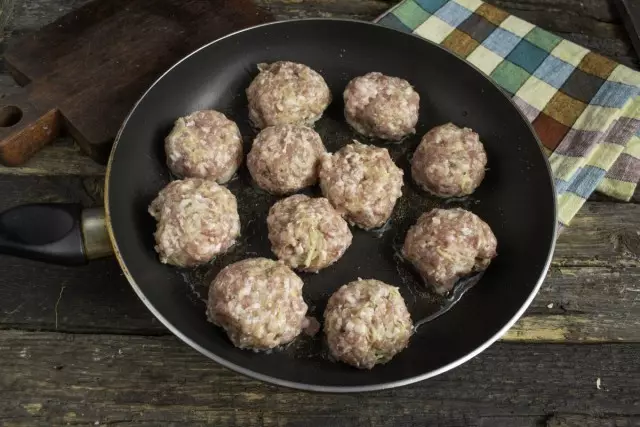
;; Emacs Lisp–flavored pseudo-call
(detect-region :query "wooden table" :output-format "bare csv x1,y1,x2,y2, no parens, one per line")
1,0,639,425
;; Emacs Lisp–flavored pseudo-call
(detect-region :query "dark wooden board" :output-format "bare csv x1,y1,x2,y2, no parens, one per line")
0,330,638,426
0,0,270,166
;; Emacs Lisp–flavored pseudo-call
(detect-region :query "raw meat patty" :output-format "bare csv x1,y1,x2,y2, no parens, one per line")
165,110,243,183
411,123,487,197
246,61,331,129
247,124,327,194
324,279,413,369
207,258,308,350
148,178,240,267
402,208,497,294
344,72,419,140
319,141,404,229
267,194,352,272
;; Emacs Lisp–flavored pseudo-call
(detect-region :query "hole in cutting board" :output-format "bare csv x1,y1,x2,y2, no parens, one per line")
0,106,23,127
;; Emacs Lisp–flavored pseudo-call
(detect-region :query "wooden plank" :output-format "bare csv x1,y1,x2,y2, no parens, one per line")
0,1,637,425
2,260,637,341
0,330,638,426
0,175,164,335
488,0,621,36
509,264,640,342
4,0,636,64
547,414,640,427
553,202,640,267
0,137,105,176
1,260,637,341
0,175,103,208
4,0,636,60
490,0,614,20
505,313,640,342
2,0,626,35
8,0,91,31
2,0,271,165
266,0,640,67
0,1,19,35
0,2,638,342
0,175,638,342
1,0,638,175
0,255,164,335
5,0,389,31
257,0,391,21
533,265,640,313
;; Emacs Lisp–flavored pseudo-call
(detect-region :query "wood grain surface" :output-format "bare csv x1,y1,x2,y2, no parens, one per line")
1,0,270,165
0,0,639,425
0,330,639,426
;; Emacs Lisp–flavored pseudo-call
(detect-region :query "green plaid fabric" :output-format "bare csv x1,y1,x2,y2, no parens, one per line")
377,0,640,225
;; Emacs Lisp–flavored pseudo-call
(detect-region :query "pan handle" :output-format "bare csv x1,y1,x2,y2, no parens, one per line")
0,203,112,265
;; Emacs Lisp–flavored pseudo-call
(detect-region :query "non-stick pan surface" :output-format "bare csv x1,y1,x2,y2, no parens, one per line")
106,19,557,392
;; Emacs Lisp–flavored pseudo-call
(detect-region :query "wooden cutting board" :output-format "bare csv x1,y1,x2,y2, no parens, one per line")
0,0,271,166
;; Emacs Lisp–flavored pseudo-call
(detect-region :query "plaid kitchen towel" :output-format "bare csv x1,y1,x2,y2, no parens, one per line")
376,0,640,226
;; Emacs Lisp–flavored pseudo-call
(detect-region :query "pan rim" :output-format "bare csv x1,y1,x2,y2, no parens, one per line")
104,17,558,393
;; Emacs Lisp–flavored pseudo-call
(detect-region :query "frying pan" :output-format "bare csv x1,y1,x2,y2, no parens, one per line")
0,19,557,392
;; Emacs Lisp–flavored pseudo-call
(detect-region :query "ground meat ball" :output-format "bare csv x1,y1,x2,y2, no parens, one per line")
324,279,413,369
411,123,487,197
165,110,243,183
148,178,240,267
402,208,497,294
267,194,352,272
319,141,404,230
343,72,419,141
247,125,327,194
207,258,308,350
246,61,332,129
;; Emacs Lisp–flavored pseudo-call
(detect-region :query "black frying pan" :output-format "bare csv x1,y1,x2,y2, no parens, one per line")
0,19,557,392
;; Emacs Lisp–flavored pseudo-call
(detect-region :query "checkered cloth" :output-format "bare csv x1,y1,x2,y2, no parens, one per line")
376,0,640,226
